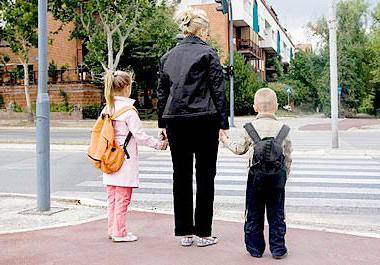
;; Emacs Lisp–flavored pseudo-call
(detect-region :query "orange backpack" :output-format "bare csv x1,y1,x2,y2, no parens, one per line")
88,106,137,174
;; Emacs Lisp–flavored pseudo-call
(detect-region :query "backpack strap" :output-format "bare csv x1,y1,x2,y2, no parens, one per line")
111,106,137,120
275,125,290,144
123,132,133,159
243,123,261,144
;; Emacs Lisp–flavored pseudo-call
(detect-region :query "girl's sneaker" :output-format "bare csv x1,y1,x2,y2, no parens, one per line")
197,236,218,247
112,232,138,242
180,236,194,247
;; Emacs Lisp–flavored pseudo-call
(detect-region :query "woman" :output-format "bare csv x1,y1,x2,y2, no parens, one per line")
157,7,229,247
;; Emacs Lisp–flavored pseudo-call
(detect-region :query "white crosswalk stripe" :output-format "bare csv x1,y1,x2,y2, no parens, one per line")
55,151,380,213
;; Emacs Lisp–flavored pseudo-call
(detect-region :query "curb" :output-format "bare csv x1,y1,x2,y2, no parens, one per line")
0,193,107,235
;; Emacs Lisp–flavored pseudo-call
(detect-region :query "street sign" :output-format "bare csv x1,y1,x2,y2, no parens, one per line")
338,84,342,93
285,86,292,94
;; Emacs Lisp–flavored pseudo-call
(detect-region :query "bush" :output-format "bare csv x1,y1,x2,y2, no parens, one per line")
50,102,74,112
267,82,288,108
82,104,103,119
0,94,4,109
225,52,262,115
358,93,375,114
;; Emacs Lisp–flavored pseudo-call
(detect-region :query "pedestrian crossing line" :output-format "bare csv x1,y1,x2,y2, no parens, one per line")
138,167,380,177
142,152,377,161
134,173,380,183
77,180,380,195
138,160,380,170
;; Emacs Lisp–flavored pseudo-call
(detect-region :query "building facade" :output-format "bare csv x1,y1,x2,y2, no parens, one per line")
0,14,102,111
178,0,295,81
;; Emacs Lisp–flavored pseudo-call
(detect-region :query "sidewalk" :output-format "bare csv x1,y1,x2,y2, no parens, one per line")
1,208,380,265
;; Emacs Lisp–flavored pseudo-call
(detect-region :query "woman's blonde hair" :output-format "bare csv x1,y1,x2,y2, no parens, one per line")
177,7,209,38
104,70,134,112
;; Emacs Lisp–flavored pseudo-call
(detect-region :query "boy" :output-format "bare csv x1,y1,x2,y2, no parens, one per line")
220,88,292,259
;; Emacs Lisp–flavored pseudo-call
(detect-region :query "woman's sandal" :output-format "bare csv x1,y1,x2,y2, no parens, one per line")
197,237,218,247
181,236,194,247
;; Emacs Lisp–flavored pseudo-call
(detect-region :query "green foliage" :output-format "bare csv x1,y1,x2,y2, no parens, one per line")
82,104,103,119
358,93,375,114
267,82,288,107
50,102,73,113
294,0,377,115
225,52,262,115
207,38,224,59
2,54,10,64
0,0,38,63
0,94,4,109
13,102,23,113
48,62,58,78
50,0,177,73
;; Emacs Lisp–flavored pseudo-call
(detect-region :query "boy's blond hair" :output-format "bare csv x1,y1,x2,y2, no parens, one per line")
254,88,278,113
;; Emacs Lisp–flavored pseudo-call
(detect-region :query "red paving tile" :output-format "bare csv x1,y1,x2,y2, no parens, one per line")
1,211,380,265
299,119,380,131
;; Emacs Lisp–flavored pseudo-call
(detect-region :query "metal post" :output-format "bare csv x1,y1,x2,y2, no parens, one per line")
228,0,235,127
36,0,50,211
328,0,339,148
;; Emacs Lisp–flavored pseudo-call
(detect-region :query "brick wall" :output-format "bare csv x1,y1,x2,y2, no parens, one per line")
191,4,229,63
0,84,103,109
0,13,81,71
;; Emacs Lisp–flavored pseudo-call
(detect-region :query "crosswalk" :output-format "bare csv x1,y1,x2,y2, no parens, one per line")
53,150,380,213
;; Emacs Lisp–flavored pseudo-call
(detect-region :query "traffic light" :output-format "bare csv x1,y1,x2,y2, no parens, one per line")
215,0,229,14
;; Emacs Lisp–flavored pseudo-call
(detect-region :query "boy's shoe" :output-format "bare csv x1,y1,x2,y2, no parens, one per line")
112,232,138,242
196,237,218,247
272,252,288,259
249,253,263,258
180,236,194,247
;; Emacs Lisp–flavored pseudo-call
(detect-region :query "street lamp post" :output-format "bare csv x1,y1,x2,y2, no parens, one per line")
328,0,339,148
228,0,234,127
215,0,234,127
36,0,51,211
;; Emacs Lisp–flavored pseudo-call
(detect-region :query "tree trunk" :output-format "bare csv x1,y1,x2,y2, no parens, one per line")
23,63,34,122
107,31,114,70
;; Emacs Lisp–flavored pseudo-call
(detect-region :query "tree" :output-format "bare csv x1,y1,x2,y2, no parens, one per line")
0,0,38,121
225,52,262,115
119,2,179,106
368,2,380,114
51,0,147,71
285,50,329,111
307,0,373,114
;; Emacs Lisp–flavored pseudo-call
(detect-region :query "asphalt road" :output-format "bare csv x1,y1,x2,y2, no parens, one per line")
1,127,380,150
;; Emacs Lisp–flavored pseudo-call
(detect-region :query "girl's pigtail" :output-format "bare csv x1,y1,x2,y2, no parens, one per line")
104,70,115,112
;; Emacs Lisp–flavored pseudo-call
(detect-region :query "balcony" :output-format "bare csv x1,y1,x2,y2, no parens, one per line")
260,38,277,54
236,39,263,60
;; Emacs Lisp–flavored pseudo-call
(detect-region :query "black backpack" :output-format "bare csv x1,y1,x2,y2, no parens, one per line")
243,123,290,191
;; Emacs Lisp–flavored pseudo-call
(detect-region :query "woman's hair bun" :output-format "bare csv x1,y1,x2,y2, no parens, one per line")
181,9,193,27
177,7,209,37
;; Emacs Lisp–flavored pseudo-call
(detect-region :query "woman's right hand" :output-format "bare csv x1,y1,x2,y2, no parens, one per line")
159,129,167,141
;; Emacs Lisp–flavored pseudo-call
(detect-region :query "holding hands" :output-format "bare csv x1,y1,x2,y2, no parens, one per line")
159,129,169,150
219,129,229,144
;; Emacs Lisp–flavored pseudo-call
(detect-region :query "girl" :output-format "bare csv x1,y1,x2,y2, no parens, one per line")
102,70,167,242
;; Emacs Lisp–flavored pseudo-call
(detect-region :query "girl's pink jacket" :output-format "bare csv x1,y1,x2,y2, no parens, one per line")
102,96,162,187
